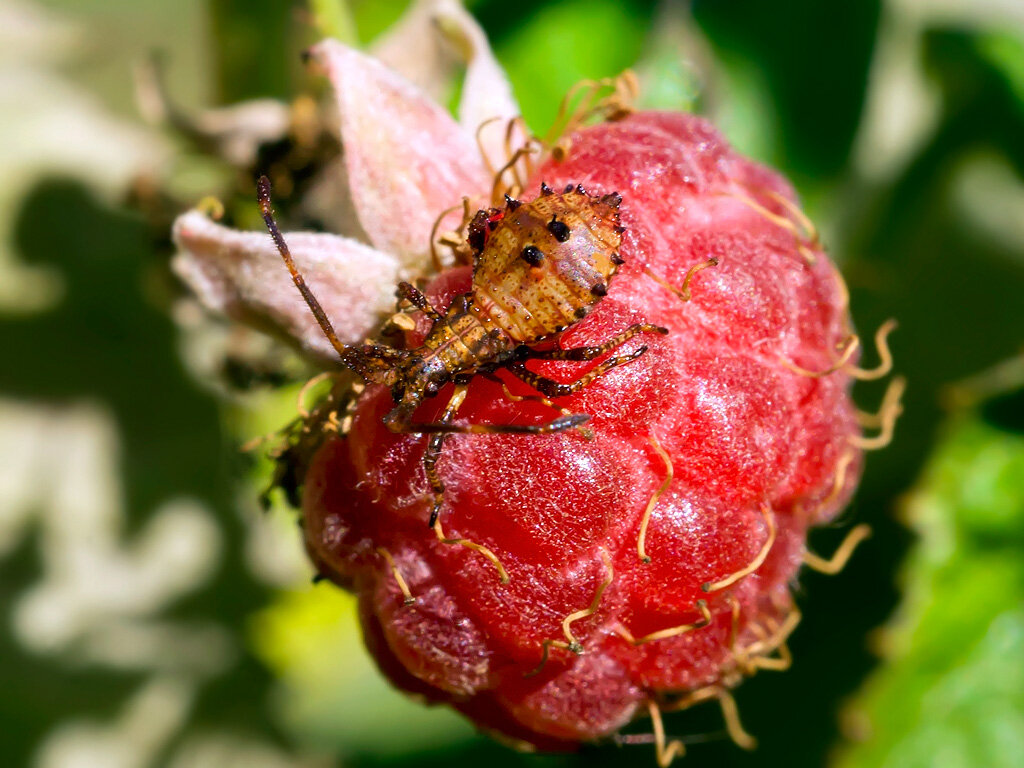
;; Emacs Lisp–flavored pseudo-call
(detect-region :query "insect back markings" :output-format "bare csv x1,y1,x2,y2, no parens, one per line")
471,185,627,339
258,177,665,575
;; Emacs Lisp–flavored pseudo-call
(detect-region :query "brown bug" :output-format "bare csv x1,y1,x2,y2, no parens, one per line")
257,176,666,527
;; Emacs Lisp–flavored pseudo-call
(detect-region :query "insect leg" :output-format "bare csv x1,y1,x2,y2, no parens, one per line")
405,384,513,580
395,281,444,321
401,413,591,435
419,384,468,526
507,344,651,399
524,323,667,361
479,371,570,414
359,343,405,361
479,373,594,439
390,387,590,436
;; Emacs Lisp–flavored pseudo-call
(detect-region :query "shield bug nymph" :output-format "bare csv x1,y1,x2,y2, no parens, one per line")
257,176,666,529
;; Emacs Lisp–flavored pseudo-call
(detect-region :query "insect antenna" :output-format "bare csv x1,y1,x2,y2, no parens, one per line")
257,175,348,356
257,176,379,377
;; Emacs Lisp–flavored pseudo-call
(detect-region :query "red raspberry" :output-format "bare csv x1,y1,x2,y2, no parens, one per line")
300,112,865,752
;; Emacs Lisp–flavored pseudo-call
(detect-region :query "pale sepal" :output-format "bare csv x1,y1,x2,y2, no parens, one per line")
172,210,400,361
308,39,488,275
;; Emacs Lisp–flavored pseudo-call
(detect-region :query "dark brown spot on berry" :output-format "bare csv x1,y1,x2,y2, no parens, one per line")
611,253,626,265
574,307,589,319
547,216,571,242
590,282,608,297
540,182,553,196
521,245,544,267
564,183,574,193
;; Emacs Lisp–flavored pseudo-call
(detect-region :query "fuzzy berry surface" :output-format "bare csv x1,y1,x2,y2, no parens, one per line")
300,112,863,749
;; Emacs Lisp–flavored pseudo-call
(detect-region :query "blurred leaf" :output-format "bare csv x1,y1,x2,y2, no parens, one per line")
835,409,1024,768
350,0,411,44
209,0,296,101
975,32,1024,116
250,586,475,756
309,0,358,43
0,1,166,314
0,177,286,764
633,3,707,114
483,0,648,132
628,0,780,168
704,54,779,167
692,0,880,181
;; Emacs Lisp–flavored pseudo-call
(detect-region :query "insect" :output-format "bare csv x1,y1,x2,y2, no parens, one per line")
257,176,666,527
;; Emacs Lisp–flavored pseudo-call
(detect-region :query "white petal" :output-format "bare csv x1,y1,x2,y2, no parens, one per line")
172,210,399,360
431,0,524,165
370,0,454,102
371,0,523,166
308,39,488,274
302,157,369,241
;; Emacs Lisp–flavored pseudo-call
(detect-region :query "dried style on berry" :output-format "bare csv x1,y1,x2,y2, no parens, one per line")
171,12,901,763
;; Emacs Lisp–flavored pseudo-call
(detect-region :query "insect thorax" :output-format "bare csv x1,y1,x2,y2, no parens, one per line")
387,293,515,408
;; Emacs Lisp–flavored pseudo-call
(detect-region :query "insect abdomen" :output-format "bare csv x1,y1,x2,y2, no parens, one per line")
472,189,623,342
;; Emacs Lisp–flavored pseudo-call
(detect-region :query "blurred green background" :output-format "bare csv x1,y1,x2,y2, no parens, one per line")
1,0,1022,766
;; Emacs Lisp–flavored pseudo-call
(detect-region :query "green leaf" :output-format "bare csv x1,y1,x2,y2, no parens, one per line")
834,413,1024,768
309,0,358,44
975,32,1024,117
485,0,647,133
350,0,411,44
